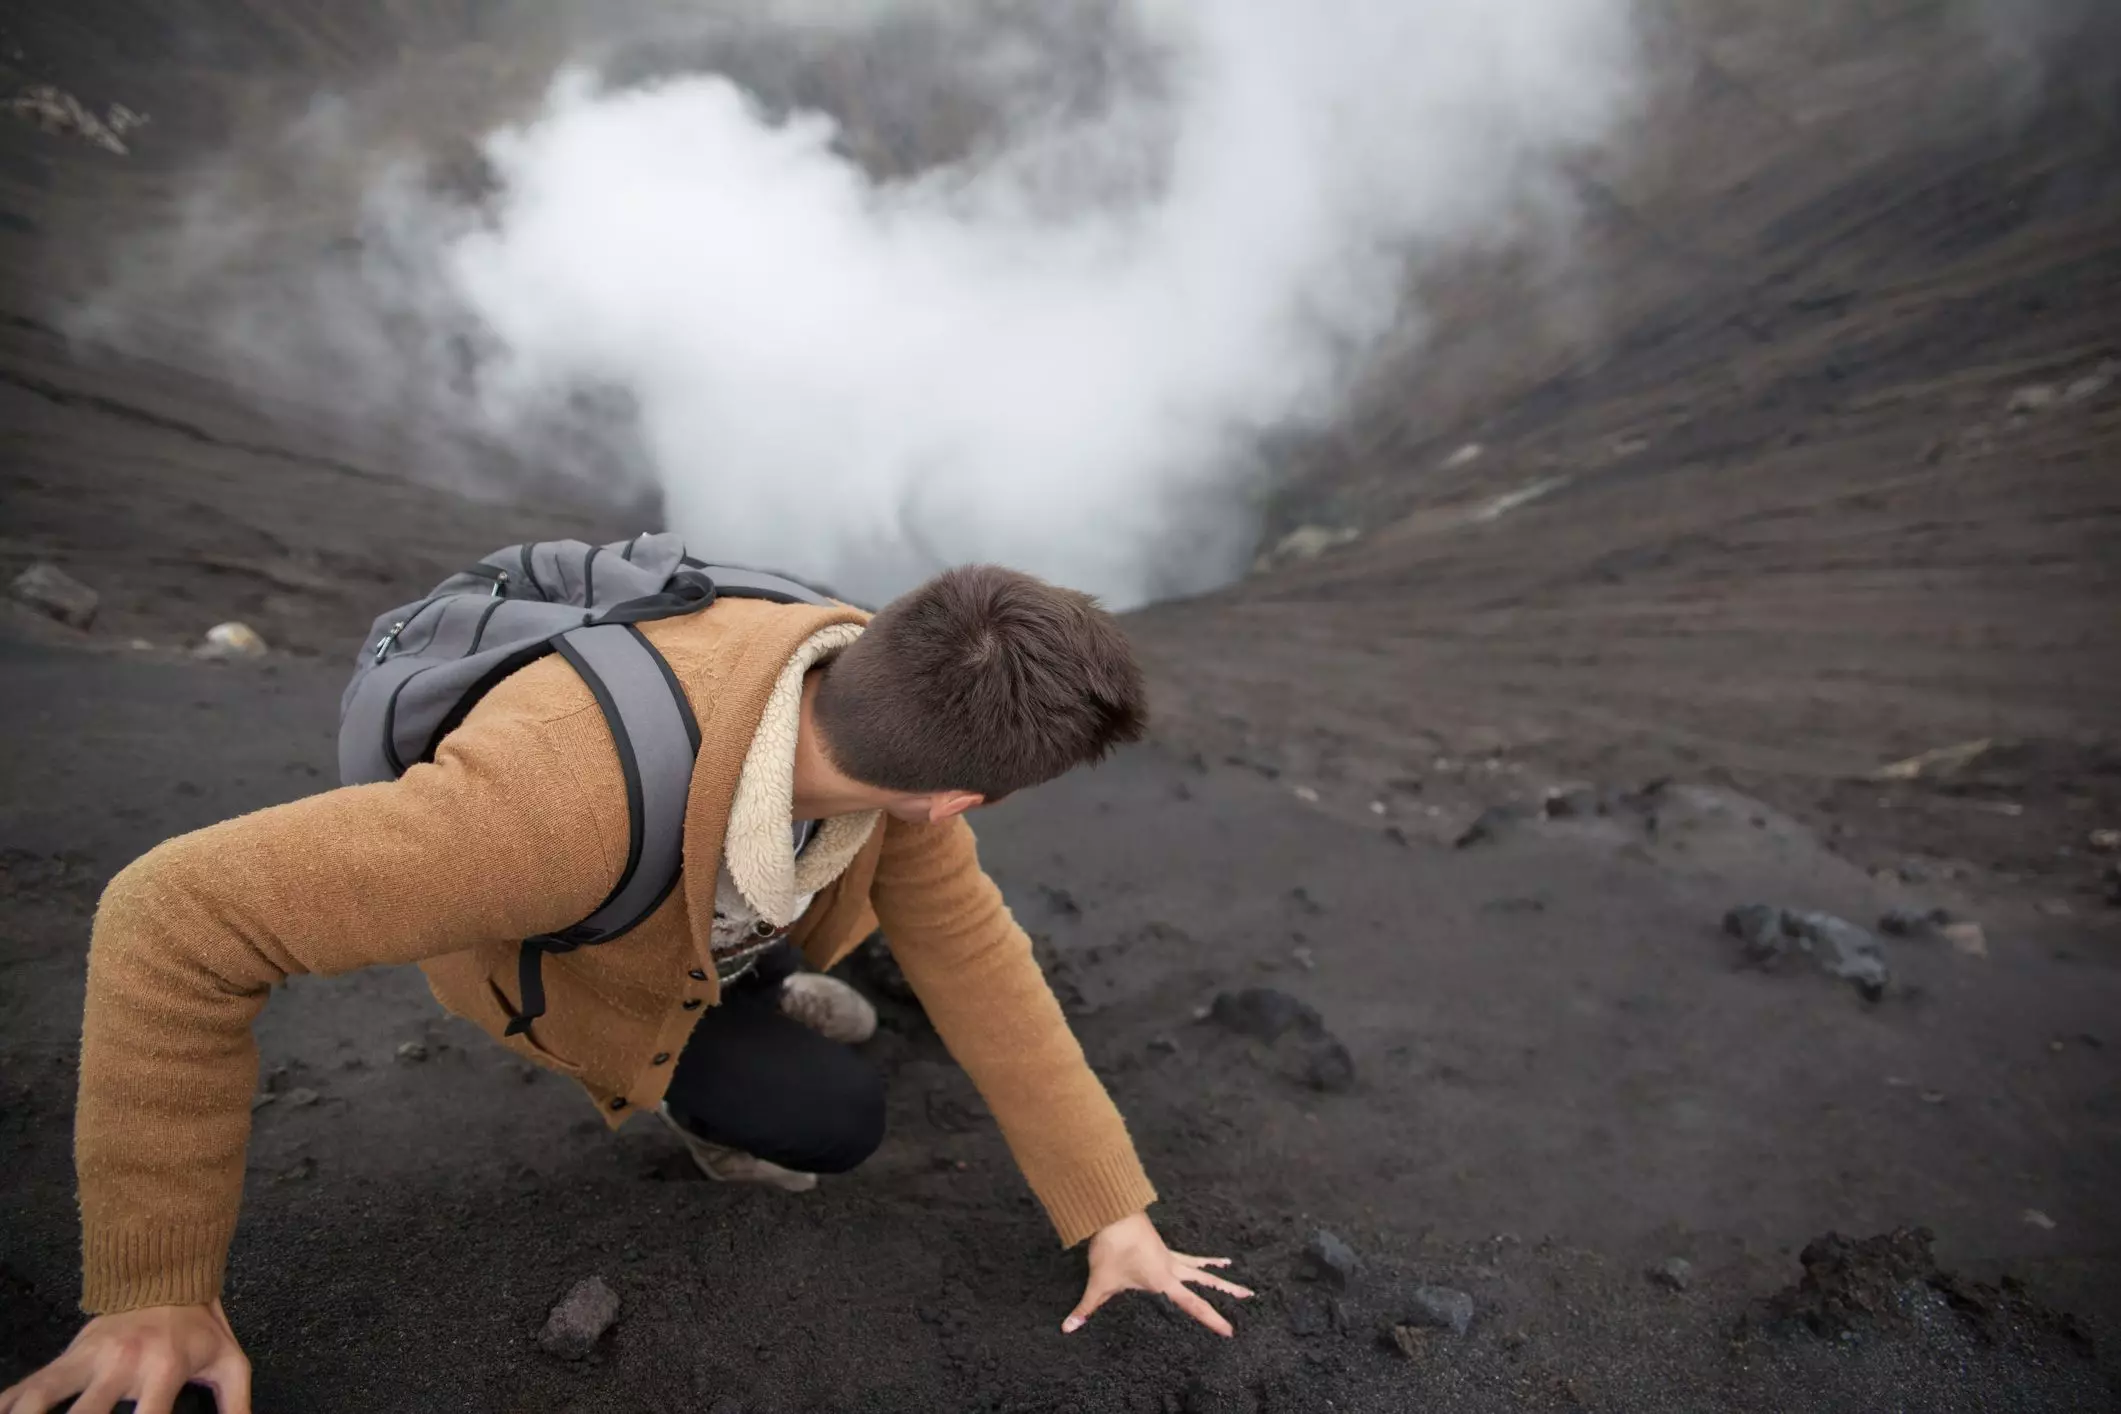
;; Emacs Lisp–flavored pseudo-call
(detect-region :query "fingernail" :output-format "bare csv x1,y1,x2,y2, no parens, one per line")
1062,1317,1082,1333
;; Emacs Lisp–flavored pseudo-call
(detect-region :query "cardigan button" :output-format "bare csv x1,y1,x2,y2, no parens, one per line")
652,1052,671,1065
609,1097,628,1111
682,998,703,1010
688,968,707,981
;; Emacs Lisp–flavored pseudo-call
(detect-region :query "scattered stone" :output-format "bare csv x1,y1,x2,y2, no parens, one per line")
284,1087,320,1107
7,85,141,154
1441,442,1484,471
1300,1230,1361,1290
2036,899,2073,918
1647,1257,1693,1292
1292,784,1320,804
2063,368,2112,404
1269,524,1360,564
1785,911,1890,999
1541,785,1602,819
1920,1090,1946,1105
1383,825,1410,847
1455,803,1531,849
1209,988,1320,1043
1368,800,1387,816
1035,884,1080,918
10,563,99,629
1877,907,1951,938
1747,1225,2089,1350
196,621,268,659
2022,1209,2056,1230
274,1156,317,1184
1385,1324,1434,1359
1400,1284,1475,1337
1724,904,1788,964
1147,1035,1179,1055
1869,739,1992,782
395,1040,429,1064
250,1092,276,1111
1725,906,1889,999
1290,945,1316,971
1940,921,1989,958
2007,384,2059,416
539,1275,620,1361
2089,828,2120,854
1302,1038,1357,1094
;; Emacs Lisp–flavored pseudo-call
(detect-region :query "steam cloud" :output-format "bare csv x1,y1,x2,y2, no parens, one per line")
97,0,1646,607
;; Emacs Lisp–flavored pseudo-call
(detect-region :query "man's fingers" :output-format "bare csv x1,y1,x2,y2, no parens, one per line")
62,1366,126,1414
1172,1253,1234,1270
130,1362,189,1414
1062,1281,1121,1334
1163,1279,1235,1338
1179,1268,1254,1301
204,1350,255,1414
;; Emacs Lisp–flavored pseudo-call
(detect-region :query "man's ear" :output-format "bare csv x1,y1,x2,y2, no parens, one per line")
927,791,985,823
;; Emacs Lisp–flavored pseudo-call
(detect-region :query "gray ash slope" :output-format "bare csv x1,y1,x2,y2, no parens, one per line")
4,2,2120,1411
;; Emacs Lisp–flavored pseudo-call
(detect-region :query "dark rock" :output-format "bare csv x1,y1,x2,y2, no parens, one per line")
1724,904,1789,964
1209,987,1321,1043
1726,905,1889,999
1301,1037,1357,1093
1541,786,1603,819
540,1275,620,1360
1455,804,1531,849
1301,1230,1360,1290
1383,825,1410,847
1877,907,1951,938
1785,911,1889,999
1401,1284,1475,1337
1147,1035,1179,1055
1289,885,1324,915
1036,884,1080,918
10,562,99,629
1647,1257,1693,1291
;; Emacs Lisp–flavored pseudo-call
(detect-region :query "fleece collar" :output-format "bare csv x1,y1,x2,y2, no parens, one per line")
720,622,879,925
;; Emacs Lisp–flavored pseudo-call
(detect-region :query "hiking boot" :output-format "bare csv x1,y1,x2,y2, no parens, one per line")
779,972,878,1045
657,1104,817,1192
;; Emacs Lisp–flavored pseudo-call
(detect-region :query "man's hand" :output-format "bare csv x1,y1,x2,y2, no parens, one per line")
1064,1211,1251,1338
0,1300,250,1414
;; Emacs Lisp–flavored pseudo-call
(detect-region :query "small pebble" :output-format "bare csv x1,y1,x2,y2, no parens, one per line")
285,1087,320,1107
2022,1209,2056,1231
396,1040,429,1063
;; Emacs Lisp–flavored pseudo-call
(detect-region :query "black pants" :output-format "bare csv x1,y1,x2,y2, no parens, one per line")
662,943,886,1174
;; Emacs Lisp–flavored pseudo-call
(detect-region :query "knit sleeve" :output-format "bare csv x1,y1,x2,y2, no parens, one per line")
75,707,624,1313
870,815,1157,1247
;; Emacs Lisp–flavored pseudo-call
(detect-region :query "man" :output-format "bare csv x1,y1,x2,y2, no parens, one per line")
2,564,1250,1414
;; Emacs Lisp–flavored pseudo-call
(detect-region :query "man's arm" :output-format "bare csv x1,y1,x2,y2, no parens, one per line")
867,814,1157,1246
75,703,623,1314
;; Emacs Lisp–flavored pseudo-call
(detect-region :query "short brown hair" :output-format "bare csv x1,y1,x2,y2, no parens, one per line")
813,565,1148,799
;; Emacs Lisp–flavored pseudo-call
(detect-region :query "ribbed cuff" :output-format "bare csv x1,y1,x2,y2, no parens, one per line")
81,1221,236,1314
1035,1147,1160,1249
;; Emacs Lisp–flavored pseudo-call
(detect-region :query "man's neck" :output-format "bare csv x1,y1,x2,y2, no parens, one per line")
791,670,882,820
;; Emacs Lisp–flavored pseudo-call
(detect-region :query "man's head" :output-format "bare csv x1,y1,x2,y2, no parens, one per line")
803,565,1148,824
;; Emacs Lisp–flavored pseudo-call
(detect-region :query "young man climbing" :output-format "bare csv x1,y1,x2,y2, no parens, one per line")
1,550,1250,1414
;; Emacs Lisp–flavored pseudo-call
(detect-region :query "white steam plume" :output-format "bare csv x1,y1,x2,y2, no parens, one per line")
97,0,1645,608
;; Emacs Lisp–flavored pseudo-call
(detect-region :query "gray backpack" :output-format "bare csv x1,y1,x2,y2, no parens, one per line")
338,532,832,1034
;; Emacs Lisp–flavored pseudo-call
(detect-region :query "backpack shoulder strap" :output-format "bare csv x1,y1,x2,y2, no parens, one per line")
504,620,699,1035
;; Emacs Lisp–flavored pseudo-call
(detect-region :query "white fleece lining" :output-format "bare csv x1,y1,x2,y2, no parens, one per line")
721,622,878,925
